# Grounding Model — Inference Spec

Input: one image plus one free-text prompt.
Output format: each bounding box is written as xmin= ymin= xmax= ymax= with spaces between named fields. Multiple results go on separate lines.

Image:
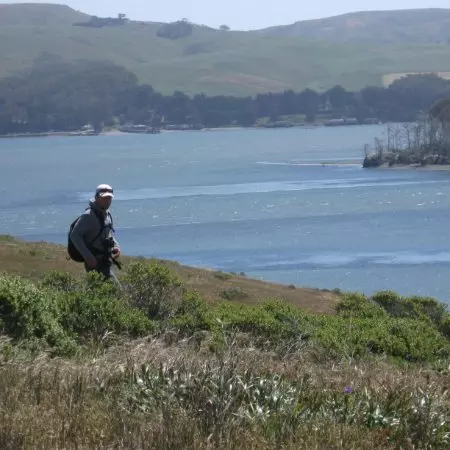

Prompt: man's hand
xmin=112 ymin=246 xmax=121 ymax=259
xmin=86 ymin=258 xmax=98 ymax=269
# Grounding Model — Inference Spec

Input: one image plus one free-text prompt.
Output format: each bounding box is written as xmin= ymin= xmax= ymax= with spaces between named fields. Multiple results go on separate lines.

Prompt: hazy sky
xmin=5 ymin=0 xmax=450 ymax=29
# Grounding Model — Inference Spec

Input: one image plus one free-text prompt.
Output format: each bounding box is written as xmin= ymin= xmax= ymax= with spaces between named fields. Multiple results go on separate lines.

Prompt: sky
xmin=5 ymin=0 xmax=450 ymax=30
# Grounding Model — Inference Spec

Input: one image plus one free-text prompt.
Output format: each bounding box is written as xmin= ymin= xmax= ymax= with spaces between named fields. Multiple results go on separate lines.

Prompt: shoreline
xmin=375 ymin=163 xmax=450 ymax=171
xmin=0 ymin=122 xmax=385 ymax=140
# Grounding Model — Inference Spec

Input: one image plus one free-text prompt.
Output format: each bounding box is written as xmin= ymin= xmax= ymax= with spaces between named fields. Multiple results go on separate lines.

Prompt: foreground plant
xmin=0 ymin=264 xmax=449 ymax=448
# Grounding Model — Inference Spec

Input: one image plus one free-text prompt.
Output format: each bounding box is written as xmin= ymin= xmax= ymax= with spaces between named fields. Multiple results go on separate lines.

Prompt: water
xmin=1 ymin=125 xmax=450 ymax=303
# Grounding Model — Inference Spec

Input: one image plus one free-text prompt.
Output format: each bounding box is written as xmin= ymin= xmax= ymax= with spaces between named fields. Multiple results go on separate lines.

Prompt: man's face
xmin=96 ymin=196 xmax=112 ymax=209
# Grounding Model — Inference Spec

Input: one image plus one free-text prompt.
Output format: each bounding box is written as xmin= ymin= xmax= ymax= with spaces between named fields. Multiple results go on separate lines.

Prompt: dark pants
xmin=85 ymin=257 xmax=120 ymax=286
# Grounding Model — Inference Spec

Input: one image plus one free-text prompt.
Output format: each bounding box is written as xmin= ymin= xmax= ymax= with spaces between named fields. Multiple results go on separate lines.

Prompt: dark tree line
xmin=1 ymin=58 xmax=450 ymax=135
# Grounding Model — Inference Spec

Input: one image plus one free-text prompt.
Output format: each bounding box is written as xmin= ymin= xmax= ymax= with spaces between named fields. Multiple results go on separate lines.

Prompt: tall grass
xmin=0 ymin=264 xmax=449 ymax=448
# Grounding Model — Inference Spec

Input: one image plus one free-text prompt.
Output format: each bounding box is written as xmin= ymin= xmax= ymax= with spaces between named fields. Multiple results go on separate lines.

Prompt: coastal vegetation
xmin=363 ymin=98 xmax=450 ymax=168
xmin=0 ymin=236 xmax=449 ymax=448
xmin=1 ymin=58 xmax=450 ymax=135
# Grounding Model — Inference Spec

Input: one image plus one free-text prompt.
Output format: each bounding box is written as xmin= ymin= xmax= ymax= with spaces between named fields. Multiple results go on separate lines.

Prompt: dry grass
xmin=0 ymin=236 xmax=338 ymax=314
xmin=1 ymin=235 xmax=448 ymax=448
xmin=0 ymin=336 xmax=448 ymax=449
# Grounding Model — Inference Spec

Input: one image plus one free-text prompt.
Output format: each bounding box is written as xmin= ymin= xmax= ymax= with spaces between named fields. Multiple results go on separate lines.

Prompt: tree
xmin=326 ymin=85 xmax=353 ymax=112
xmin=3 ymin=61 xmax=450 ymax=135
xmin=156 ymin=21 xmax=194 ymax=39
xmin=219 ymin=24 xmax=230 ymax=31
xmin=0 ymin=59 xmax=138 ymax=133
xmin=298 ymin=88 xmax=320 ymax=120
xmin=280 ymin=90 xmax=297 ymax=115
xmin=430 ymin=98 xmax=450 ymax=124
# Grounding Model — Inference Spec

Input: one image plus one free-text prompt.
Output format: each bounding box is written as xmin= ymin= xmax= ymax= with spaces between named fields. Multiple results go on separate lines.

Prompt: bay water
xmin=1 ymin=125 xmax=450 ymax=303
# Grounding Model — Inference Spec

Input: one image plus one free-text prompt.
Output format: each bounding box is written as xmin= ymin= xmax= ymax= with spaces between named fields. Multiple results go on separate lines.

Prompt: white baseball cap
xmin=95 ymin=184 xmax=114 ymax=198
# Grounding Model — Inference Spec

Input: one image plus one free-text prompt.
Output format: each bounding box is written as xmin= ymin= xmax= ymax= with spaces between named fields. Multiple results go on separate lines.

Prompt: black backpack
xmin=67 ymin=208 xmax=113 ymax=262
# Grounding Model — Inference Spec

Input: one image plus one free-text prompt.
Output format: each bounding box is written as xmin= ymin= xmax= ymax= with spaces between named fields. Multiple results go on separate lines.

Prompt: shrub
xmin=121 ymin=262 xmax=184 ymax=320
xmin=0 ymin=275 xmax=76 ymax=355
xmin=336 ymin=293 xmax=387 ymax=319
xmin=0 ymin=273 xmax=155 ymax=355
xmin=1 ymin=264 xmax=449 ymax=364
xmin=41 ymin=270 xmax=78 ymax=292
xmin=171 ymin=292 xmax=212 ymax=335
xmin=316 ymin=315 xmax=449 ymax=361
xmin=60 ymin=290 xmax=155 ymax=341
xmin=408 ymin=295 xmax=448 ymax=324
xmin=372 ymin=291 xmax=418 ymax=318
xmin=440 ymin=314 xmax=450 ymax=339
xmin=220 ymin=286 xmax=247 ymax=301
xmin=213 ymin=271 xmax=232 ymax=281
xmin=372 ymin=291 xmax=448 ymax=326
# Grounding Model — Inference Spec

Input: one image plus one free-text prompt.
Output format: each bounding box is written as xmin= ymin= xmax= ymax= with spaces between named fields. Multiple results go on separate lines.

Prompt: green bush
xmin=213 ymin=271 xmax=233 ymax=281
xmin=320 ymin=315 xmax=449 ymax=361
xmin=171 ymin=292 xmax=212 ymax=335
xmin=0 ymin=273 xmax=155 ymax=355
xmin=0 ymin=274 xmax=76 ymax=355
xmin=371 ymin=291 xmax=449 ymax=333
xmin=336 ymin=293 xmax=387 ymax=319
xmin=60 ymin=291 xmax=154 ymax=341
xmin=408 ymin=295 xmax=448 ymax=324
xmin=58 ymin=271 xmax=155 ymax=341
xmin=1 ymin=266 xmax=449 ymax=364
xmin=372 ymin=291 xmax=419 ymax=318
xmin=220 ymin=286 xmax=248 ymax=301
xmin=168 ymin=293 xmax=450 ymax=361
xmin=41 ymin=270 xmax=78 ymax=292
xmin=440 ymin=314 xmax=450 ymax=339
xmin=122 ymin=262 xmax=184 ymax=320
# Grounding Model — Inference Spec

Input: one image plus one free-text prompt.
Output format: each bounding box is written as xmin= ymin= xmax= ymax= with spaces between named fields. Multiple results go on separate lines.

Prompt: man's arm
xmin=70 ymin=214 xmax=95 ymax=261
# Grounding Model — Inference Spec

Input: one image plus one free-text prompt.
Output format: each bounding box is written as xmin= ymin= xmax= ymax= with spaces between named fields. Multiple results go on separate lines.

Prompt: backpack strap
xmin=88 ymin=208 xmax=114 ymax=247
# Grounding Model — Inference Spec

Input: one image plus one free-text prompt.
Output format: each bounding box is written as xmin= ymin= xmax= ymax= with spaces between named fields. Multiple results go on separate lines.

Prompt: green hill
xmin=2 ymin=4 xmax=450 ymax=95
xmin=261 ymin=9 xmax=450 ymax=44
xmin=0 ymin=2 xmax=87 ymax=25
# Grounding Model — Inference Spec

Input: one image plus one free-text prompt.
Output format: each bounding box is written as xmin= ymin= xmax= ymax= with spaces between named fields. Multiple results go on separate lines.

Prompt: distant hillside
xmin=0 ymin=2 xmax=87 ymax=25
xmin=261 ymin=9 xmax=450 ymax=44
xmin=2 ymin=4 xmax=450 ymax=95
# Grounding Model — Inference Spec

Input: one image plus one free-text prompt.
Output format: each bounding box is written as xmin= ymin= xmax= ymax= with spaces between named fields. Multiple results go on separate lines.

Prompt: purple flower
xmin=344 ymin=386 xmax=352 ymax=394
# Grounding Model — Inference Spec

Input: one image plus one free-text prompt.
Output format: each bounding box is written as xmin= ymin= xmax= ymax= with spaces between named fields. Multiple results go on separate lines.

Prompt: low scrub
xmin=121 ymin=261 xmax=184 ymax=320
xmin=0 ymin=271 xmax=155 ymax=356
xmin=1 ymin=265 xmax=449 ymax=363
xmin=123 ymin=360 xmax=450 ymax=449
xmin=0 ymin=263 xmax=449 ymax=448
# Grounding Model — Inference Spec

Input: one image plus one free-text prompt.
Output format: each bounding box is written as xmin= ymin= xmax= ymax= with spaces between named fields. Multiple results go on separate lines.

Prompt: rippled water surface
xmin=1 ymin=125 xmax=450 ymax=302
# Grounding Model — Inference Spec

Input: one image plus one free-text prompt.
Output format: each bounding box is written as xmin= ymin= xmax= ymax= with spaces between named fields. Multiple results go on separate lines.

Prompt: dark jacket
xmin=70 ymin=200 xmax=118 ymax=261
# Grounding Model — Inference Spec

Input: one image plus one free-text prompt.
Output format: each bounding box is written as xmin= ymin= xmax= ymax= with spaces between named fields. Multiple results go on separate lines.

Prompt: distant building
xmin=324 ymin=117 xmax=359 ymax=127
xmin=119 ymin=124 xmax=160 ymax=134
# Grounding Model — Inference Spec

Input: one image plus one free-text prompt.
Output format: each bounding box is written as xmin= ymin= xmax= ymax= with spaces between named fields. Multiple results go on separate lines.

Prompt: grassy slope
xmin=0 ymin=235 xmax=338 ymax=314
xmin=2 ymin=5 xmax=450 ymax=95
xmin=0 ymin=235 xmax=449 ymax=448
xmin=262 ymin=9 xmax=450 ymax=44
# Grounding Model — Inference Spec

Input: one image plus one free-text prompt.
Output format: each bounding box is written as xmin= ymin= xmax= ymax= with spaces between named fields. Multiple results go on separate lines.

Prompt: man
xmin=70 ymin=184 xmax=121 ymax=282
